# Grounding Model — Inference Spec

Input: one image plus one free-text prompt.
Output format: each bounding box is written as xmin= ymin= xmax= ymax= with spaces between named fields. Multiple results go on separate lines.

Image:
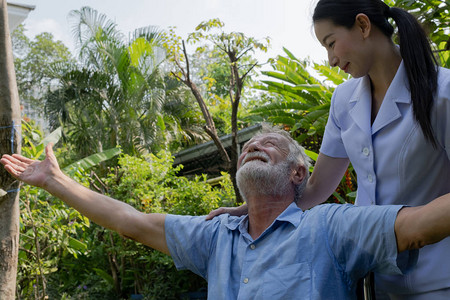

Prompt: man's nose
xmin=246 ymin=141 xmax=261 ymax=152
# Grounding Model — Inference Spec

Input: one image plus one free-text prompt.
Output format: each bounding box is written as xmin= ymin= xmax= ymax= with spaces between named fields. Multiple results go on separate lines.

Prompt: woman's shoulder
xmin=432 ymin=67 xmax=449 ymax=149
xmin=332 ymin=76 xmax=368 ymax=105
xmin=436 ymin=67 xmax=450 ymax=102
xmin=437 ymin=67 xmax=450 ymax=89
xmin=438 ymin=66 xmax=450 ymax=75
xmin=335 ymin=76 xmax=362 ymax=92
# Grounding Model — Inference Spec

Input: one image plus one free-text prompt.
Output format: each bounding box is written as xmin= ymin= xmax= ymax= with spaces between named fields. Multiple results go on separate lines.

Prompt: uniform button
xmin=368 ymin=174 xmax=373 ymax=182
xmin=362 ymin=147 xmax=370 ymax=156
xmin=243 ymin=278 xmax=249 ymax=284
xmin=250 ymin=244 xmax=256 ymax=250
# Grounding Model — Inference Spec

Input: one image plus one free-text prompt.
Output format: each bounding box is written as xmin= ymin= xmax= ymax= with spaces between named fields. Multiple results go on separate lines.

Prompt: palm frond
xmin=254 ymin=48 xmax=348 ymax=143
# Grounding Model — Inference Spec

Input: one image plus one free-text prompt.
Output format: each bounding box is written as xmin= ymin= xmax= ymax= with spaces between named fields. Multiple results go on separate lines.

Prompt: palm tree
xmin=45 ymin=7 xmax=205 ymax=158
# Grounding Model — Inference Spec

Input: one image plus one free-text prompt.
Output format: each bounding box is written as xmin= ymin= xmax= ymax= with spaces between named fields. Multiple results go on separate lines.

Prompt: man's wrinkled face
xmin=238 ymin=133 xmax=290 ymax=169
xmin=236 ymin=133 xmax=293 ymax=199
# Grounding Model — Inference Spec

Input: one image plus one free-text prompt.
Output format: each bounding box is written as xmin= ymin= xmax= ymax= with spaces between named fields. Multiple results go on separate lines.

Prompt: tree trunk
xmin=0 ymin=0 xmax=22 ymax=298
xmin=229 ymin=60 xmax=242 ymax=204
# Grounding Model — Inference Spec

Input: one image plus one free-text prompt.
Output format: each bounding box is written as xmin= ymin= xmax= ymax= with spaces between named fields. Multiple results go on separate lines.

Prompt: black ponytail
xmin=313 ymin=0 xmax=439 ymax=147
xmin=388 ymin=7 xmax=438 ymax=147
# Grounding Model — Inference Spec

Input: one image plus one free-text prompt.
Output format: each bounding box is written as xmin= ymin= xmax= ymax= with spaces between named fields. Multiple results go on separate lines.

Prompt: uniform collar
xmin=371 ymin=61 xmax=410 ymax=134
xmin=348 ymin=75 xmax=372 ymax=136
xmin=348 ymin=61 xmax=411 ymax=135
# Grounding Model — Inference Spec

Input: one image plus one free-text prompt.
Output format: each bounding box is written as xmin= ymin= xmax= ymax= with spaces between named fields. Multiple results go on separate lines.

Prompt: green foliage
xmin=45 ymin=7 xmax=205 ymax=159
xmin=17 ymin=120 xmax=91 ymax=299
xmin=17 ymin=119 xmax=127 ymax=299
xmin=188 ymin=18 xmax=270 ymax=127
xmin=303 ymin=148 xmax=356 ymax=204
xmin=393 ymin=0 xmax=449 ymax=67
xmin=189 ymin=18 xmax=269 ymax=53
xmin=63 ymin=147 xmax=122 ymax=175
xmin=18 ymin=187 xmax=91 ymax=299
xmin=46 ymin=151 xmax=235 ymax=299
xmin=251 ymin=48 xmax=350 ymax=152
xmin=167 ymin=18 xmax=271 ymax=136
xmin=18 ymin=119 xmax=235 ymax=298
xmin=159 ymin=76 xmax=209 ymax=150
xmin=12 ymin=25 xmax=75 ymax=118
xmin=105 ymin=151 xmax=235 ymax=216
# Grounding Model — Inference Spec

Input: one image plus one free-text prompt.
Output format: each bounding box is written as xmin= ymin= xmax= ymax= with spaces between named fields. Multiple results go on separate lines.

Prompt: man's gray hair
xmin=255 ymin=124 xmax=311 ymax=203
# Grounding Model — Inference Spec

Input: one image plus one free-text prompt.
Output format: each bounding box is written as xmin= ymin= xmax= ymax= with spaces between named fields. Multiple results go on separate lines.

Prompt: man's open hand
xmin=1 ymin=143 xmax=62 ymax=189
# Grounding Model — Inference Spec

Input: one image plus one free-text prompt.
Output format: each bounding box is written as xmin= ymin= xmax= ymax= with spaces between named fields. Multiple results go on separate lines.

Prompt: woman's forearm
xmin=298 ymin=153 xmax=349 ymax=210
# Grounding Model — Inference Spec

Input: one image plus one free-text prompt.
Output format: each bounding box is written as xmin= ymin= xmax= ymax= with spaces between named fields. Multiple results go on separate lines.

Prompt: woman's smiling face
xmin=314 ymin=18 xmax=373 ymax=78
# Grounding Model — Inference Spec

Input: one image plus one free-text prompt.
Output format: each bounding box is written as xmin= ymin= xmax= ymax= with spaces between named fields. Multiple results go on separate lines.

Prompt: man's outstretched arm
xmin=1 ymin=144 xmax=169 ymax=254
xmin=395 ymin=192 xmax=450 ymax=253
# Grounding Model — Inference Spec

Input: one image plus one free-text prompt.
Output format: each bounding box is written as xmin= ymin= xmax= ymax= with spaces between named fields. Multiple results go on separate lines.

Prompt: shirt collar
xmin=223 ymin=202 xmax=303 ymax=233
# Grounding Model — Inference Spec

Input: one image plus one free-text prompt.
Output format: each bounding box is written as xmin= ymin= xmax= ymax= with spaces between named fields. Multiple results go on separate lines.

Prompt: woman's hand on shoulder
xmin=206 ymin=203 xmax=248 ymax=220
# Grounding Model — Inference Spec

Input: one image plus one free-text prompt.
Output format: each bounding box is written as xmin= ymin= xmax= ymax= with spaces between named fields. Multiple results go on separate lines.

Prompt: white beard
xmin=236 ymin=155 xmax=292 ymax=201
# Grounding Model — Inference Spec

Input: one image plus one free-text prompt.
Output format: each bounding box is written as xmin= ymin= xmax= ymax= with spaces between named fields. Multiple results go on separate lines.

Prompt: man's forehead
xmin=244 ymin=132 xmax=289 ymax=146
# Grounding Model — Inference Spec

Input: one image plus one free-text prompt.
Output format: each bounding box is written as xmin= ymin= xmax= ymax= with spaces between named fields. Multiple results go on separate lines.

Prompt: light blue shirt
xmin=165 ymin=203 xmax=417 ymax=300
xmin=320 ymin=62 xmax=450 ymax=293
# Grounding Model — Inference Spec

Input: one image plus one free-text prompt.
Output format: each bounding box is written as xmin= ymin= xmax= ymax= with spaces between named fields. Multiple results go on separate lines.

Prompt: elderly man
xmin=1 ymin=127 xmax=450 ymax=299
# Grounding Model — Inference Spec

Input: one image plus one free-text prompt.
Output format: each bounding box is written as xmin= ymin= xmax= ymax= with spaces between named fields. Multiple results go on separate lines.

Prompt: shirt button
xmin=368 ymin=174 xmax=373 ymax=182
xmin=250 ymin=244 xmax=256 ymax=250
xmin=243 ymin=278 xmax=249 ymax=284
xmin=362 ymin=147 xmax=370 ymax=156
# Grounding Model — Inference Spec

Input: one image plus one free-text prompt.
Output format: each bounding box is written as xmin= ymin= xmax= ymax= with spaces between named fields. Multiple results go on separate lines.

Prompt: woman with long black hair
xmin=208 ymin=1 xmax=450 ymax=298
xmin=309 ymin=1 xmax=449 ymax=298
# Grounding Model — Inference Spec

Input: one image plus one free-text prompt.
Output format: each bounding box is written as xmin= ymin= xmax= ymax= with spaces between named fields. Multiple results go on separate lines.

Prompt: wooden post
xmin=0 ymin=0 xmax=22 ymax=297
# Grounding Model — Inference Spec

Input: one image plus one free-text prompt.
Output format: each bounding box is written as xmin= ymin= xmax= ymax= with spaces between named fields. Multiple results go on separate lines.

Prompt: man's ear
xmin=355 ymin=13 xmax=371 ymax=39
xmin=291 ymin=164 xmax=307 ymax=185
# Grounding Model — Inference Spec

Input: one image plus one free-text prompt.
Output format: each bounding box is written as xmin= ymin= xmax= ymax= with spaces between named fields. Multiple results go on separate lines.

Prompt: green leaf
xmin=346 ymin=191 xmax=357 ymax=199
xmin=93 ymin=268 xmax=114 ymax=286
xmin=31 ymin=131 xmax=41 ymax=142
xmin=261 ymin=71 xmax=288 ymax=82
xmin=250 ymin=101 xmax=311 ymax=113
xmin=68 ymin=237 xmax=87 ymax=252
xmin=63 ymin=147 xmax=121 ymax=173
xmin=41 ymin=127 xmax=62 ymax=146
xmin=332 ymin=191 xmax=347 ymax=204
xmin=36 ymin=127 xmax=63 ymax=159
xmin=266 ymin=116 xmax=297 ymax=126
xmin=304 ymin=150 xmax=319 ymax=162
xmin=282 ymin=47 xmax=300 ymax=61
xmin=156 ymin=114 xmax=166 ymax=131
xmin=314 ymin=64 xmax=349 ymax=85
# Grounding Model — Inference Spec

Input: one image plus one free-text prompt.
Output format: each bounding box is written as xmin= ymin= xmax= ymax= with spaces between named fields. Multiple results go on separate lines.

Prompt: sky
xmin=12 ymin=0 xmax=328 ymax=67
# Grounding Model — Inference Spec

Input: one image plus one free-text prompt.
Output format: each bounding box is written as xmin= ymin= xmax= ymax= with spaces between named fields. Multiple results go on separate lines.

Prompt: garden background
xmin=4 ymin=0 xmax=449 ymax=298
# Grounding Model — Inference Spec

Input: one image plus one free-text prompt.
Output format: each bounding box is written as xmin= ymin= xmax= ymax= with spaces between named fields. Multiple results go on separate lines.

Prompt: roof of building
xmin=7 ymin=2 xmax=35 ymax=31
